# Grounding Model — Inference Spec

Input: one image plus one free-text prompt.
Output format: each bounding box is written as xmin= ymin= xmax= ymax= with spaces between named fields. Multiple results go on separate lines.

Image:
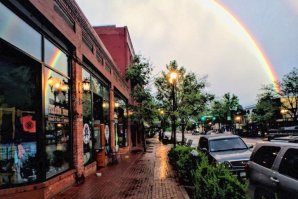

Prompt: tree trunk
xmin=141 ymin=121 xmax=146 ymax=152
xmin=182 ymin=123 xmax=185 ymax=145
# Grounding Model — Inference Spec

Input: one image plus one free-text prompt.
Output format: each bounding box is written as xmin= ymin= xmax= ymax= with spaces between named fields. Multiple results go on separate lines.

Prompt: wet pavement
xmin=53 ymin=138 xmax=185 ymax=199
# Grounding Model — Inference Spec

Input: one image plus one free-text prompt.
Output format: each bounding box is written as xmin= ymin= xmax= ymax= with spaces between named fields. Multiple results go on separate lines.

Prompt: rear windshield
xmin=209 ymin=137 xmax=247 ymax=152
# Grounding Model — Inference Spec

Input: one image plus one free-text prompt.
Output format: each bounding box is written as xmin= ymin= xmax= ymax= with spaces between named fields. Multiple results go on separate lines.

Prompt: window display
xmin=45 ymin=67 xmax=70 ymax=179
xmin=0 ymin=2 xmax=72 ymax=187
xmin=82 ymin=68 xmax=110 ymax=165
xmin=114 ymin=97 xmax=128 ymax=148
xmin=0 ymin=43 xmax=41 ymax=187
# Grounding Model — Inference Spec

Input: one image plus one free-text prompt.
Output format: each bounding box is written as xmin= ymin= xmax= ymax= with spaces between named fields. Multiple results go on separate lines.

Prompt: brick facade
xmin=0 ymin=0 xmax=135 ymax=198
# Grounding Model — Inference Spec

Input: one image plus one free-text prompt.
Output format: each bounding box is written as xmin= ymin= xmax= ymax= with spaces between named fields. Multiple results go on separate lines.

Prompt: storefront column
xmin=109 ymin=86 xmax=116 ymax=152
xmin=72 ymin=59 xmax=84 ymax=175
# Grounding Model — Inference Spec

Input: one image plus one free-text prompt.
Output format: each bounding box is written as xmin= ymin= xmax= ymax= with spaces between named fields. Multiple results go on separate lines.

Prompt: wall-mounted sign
xmin=104 ymin=125 xmax=109 ymax=144
xmin=83 ymin=123 xmax=91 ymax=144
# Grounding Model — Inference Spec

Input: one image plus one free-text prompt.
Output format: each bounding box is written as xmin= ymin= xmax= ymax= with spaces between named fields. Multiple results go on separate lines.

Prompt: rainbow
xmin=45 ymin=49 xmax=64 ymax=113
xmin=199 ymin=0 xmax=281 ymax=92
xmin=49 ymin=49 xmax=63 ymax=67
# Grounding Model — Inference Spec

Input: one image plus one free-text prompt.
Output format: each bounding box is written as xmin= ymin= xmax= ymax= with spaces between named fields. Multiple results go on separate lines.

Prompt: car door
xmin=249 ymin=146 xmax=281 ymax=196
xmin=275 ymin=147 xmax=298 ymax=197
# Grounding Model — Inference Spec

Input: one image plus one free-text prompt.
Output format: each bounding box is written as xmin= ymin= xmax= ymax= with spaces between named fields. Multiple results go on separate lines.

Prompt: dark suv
xmin=247 ymin=142 xmax=298 ymax=199
xmin=197 ymin=134 xmax=252 ymax=178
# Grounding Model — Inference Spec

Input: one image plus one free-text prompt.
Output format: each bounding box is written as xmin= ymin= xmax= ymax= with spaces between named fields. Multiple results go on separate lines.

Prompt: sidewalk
xmin=53 ymin=138 xmax=187 ymax=199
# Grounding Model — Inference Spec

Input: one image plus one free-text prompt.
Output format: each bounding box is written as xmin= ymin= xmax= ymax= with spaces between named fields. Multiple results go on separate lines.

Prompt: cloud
xmin=76 ymin=0 xmax=275 ymax=105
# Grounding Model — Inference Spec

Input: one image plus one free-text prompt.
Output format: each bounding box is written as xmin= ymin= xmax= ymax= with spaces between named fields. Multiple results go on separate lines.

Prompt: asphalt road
xmin=164 ymin=131 xmax=265 ymax=148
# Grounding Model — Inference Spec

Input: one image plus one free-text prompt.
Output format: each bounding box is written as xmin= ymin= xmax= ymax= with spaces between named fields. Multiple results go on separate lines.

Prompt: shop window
xmin=0 ymin=42 xmax=41 ymax=187
xmin=91 ymin=77 xmax=103 ymax=97
xmin=114 ymin=98 xmax=127 ymax=149
xmin=44 ymin=39 xmax=68 ymax=76
xmin=82 ymin=69 xmax=93 ymax=165
xmin=82 ymin=68 xmax=110 ymax=164
xmin=45 ymin=68 xmax=70 ymax=179
xmin=0 ymin=2 xmax=42 ymax=60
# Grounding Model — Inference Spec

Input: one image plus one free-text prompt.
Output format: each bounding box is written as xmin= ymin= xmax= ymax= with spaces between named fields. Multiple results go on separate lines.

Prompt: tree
xmin=125 ymin=55 xmax=155 ymax=151
xmin=210 ymin=93 xmax=240 ymax=131
xmin=179 ymin=73 xmax=214 ymax=142
xmin=155 ymin=60 xmax=213 ymax=143
xmin=264 ymin=67 xmax=298 ymax=125
xmin=251 ymin=92 xmax=280 ymax=132
xmin=210 ymin=100 xmax=225 ymax=129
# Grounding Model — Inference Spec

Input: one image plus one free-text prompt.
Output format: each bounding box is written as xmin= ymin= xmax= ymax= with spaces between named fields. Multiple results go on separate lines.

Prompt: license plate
xmin=240 ymin=172 xmax=246 ymax=177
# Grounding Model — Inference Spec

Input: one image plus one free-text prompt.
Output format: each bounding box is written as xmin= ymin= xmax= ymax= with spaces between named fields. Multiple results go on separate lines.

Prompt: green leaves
xmin=260 ymin=67 xmax=298 ymax=123
xmin=252 ymin=92 xmax=279 ymax=124
xmin=168 ymin=146 xmax=247 ymax=199
xmin=154 ymin=60 xmax=213 ymax=129
xmin=125 ymin=54 xmax=157 ymax=127
xmin=125 ymin=55 xmax=152 ymax=88
xmin=210 ymin=93 xmax=240 ymax=125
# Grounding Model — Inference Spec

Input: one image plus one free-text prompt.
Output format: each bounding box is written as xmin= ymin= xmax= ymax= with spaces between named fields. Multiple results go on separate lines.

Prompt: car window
xmin=199 ymin=138 xmax=208 ymax=150
xmin=279 ymin=148 xmax=298 ymax=180
xmin=252 ymin=146 xmax=280 ymax=169
xmin=209 ymin=137 xmax=247 ymax=152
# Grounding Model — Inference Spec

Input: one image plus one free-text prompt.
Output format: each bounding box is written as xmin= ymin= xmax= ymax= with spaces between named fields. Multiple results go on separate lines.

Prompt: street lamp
xmin=234 ymin=116 xmax=241 ymax=134
xmin=168 ymin=70 xmax=178 ymax=147
xmin=280 ymin=109 xmax=288 ymax=127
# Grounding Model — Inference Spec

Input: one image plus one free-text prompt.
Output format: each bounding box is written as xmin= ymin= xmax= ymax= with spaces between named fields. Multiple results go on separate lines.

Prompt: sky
xmin=76 ymin=0 xmax=298 ymax=106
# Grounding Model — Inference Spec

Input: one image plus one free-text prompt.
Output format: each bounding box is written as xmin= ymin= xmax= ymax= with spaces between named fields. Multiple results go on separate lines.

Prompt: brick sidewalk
xmin=53 ymin=139 xmax=186 ymax=199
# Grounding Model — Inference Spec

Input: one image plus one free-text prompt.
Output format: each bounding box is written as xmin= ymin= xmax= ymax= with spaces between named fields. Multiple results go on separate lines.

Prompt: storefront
xmin=0 ymin=2 xmax=71 ymax=188
xmin=0 ymin=1 xmax=134 ymax=197
xmin=114 ymin=93 xmax=128 ymax=152
xmin=82 ymin=61 xmax=110 ymax=166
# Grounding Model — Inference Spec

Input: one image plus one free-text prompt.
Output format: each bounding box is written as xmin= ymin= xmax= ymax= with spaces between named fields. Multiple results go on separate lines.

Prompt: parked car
xmin=246 ymin=142 xmax=298 ymax=199
xmin=267 ymin=126 xmax=298 ymax=141
xmin=192 ymin=129 xmax=200 ymax=135
xmin=197 ymin=134 xmax=252 ymax=178
xmin=270 ymin=136 xmax=298 ymax=143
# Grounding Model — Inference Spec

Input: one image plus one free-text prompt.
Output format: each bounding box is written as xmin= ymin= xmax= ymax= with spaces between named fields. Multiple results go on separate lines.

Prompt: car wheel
xmin=254 ymin=188 xmax=275 ymax=199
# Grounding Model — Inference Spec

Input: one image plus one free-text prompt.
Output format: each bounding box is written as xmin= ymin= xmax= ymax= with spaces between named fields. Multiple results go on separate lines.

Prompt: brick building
xmin=0 ymin=0 xmax=136 ymax=198
xmin=94 ymin=26 xmax=134 ymax=77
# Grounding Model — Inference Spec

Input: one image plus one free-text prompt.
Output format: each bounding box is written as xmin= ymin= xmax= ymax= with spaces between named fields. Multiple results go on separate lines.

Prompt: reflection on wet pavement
xmin=54 ymin=138 xmax=184 ymax=199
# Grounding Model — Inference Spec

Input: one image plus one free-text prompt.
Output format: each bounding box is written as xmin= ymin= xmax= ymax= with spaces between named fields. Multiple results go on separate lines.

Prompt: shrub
xmin=176 ymin=150 xmax=207 ymax=185
xmin=194 ymin=161 xmax=247 ymax=199
xmin=168 ymin=146 xmax=207 ymax=185
xmin=168 ymin=145 xmax=247 ymax=198
xmin=168 ymin=145 xmax=192 ymax=169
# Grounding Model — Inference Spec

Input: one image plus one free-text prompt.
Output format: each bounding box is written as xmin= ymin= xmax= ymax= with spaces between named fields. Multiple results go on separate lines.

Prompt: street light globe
xmin=235 ymin=116 xmax=241 ymax=122
xmin=169 ymin=71 xmax=178 ymax=84
xmin=160 ymin=110 xmax=164 ymax=115
xmin=115 ymin=101 xmax=119 ymax=108
xmin=280 ymin=109 xmax=288 ymax=115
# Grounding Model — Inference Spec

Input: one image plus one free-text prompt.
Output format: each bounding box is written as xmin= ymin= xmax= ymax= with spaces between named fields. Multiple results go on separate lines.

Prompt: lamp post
xmin=159 ymin=109 xmax=165 ymax=141
xmin=169 ymin=70 xmax=178 ymax=148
